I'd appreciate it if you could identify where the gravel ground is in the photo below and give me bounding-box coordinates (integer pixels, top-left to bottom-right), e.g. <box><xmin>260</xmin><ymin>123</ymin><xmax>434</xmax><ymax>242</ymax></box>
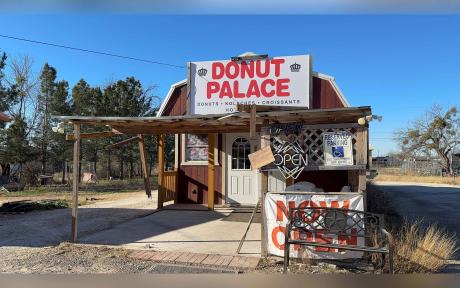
<box><xmin>256</xmin><ymin>257</ymin><xmax>373</xmax><ymax>274</ymax></box>
<box><xmin>0</xmin><ymin>243</ymin><xmax>369</xmax><ymax>274</ymax></box>
<box><xmin>0</xmin><ymin>243</ymin><xmax>240</xmax><ymax>274</ymax></box>
<box><xmin>0</xmin><ymin>191</ymin><xmax>157</xmax><ymax>247</ymax></box>
<box><xmin>0</xmin><ymin>243</ymin><xmax>154</xmax><ymax>274</ymax></box>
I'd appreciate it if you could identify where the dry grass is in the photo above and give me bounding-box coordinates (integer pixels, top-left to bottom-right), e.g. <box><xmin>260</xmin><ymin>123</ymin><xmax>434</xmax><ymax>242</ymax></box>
<box><xmin>374</xmin><ymin>168</ymin><xmax>460</xmax><ymax>186</ymax></box>
<box><xmin>393</xmin><ymin>220</ymin><xmax>458</xmax><ymax>273</ymax></box>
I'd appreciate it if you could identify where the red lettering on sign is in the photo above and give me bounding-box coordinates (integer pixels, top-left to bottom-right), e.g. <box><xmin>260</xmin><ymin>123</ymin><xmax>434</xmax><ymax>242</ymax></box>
<box><xmin>338</xmin><ymin>228</ymin><xmax>358</xmax><ymax>252</ymax></box>
<box><xmin>233</xmin><ymin>81</ymin><xmax>245</xmax><ymax>98</ymax></box>
<box><xmin>256</xmin><ymin>60</ymin><xmax>270</xmax><ymax>78</ymax></box>
<box><xmin>272</xmin><ymin>226</ymin><xmax>303</xmax><ymax>251</ymax></box>
<box><xmin>276</xmin><ymin>200</ymin><xmax>297</xmax><ymax>222</ymax></box>
<box><xmin>219</xmin><ymin>81</ymin><xmax>232</xmax><ymax>98</ymax></box>
<box><xmin>225</xmin><ymin>61</ymin><xmax>239</xmax><ymax>80</ymax></box>
<box><xmin>247</xmin><ymin>80</ymin><xmax>261</xmax><ymax>98</ymax></box>
<box><xmin>261</xmin><ymin>79</ymin><xmax>275</xmax><ymax>97</ymax></box>
<box><xmin>315</xmin><ymin>230</ymin><xmax>335</xmax><ymax>252</ymax></box>
<box><xmin>212</xmin><ymin>62</ymin><xmax>225</xmax><ymax>79</ymax></box>
<box><xmin>271</xmin><ymin>226</ymin><xmax>286</xmax><ymax>250</ymax></box>
<box><xmin>271</xmin><ymin>58</ymin><xmax>285</xmax><ymax>77</ymax></box>
<box><xmin>276</xmin><ymin>79</ymin><xmax>290</xmax><ymax>96</ymax></box>
<box><xmin>207</xmin><ymin>82</ymin><xmax>220</xmax><ymax>99</ymax></box>
<box><xmin>240</xmin><ymin>61</ymin><xmax>254</xmax><ymax>79</ymax></box>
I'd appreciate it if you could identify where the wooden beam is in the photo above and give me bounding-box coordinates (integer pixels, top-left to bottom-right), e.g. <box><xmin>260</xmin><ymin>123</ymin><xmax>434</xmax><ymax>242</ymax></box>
<box><xmin>66</xmin><ymin>130</ymin><xmax>116</xmax><ymax>141</ymax></box>
<box><xmin>105</xmin><ymin>136</ymin><xmax>140</xmax><ymax>150</ymax></box>
<box><xmin>286</xmin><ymin>177</ymin><xmax>294</xmax><ymax>187</ymax></box>
<box><xmin>249</xmin><ymin>104</ymin><xmax>257</xmax><ymax>140</ymax></box>
<box><xmin>138</xmin><ymin>134</ymin><xmax>151</xmax><ymax>198</ymax></box>
<box><xmin>260</xmin><ymin>122</ymin><xmax>270</xmax><ymax>257</ymax></box>
<box><xmin>71</xmin><ymin>124</ymin><xmax>80</xmax><ymax>242</ymax></box>
<box><xmin>236</xmin><ymin>104</ymin><xmax>307</xmax><ymax>113</ymax></box>
<box><xmin>208</xmin><ymin>133</ymin><xmax>216</xmax><ymax>210</ymax></box>
<box><xmin>356</xmin><ymin>127</ymin><xmax>368</xmax><ymax>193</ymax></box>
<box><xmin>157</xmin><ymin>134</ymin><xmax>165</xmax><ymax>209</ymax></box>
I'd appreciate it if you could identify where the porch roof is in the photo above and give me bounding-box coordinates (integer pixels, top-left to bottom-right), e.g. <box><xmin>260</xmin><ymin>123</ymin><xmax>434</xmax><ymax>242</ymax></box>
<box><xmin>53</xmin><ymin>106</ymin><xmax>371</xmax><ymax>135</ymax></box>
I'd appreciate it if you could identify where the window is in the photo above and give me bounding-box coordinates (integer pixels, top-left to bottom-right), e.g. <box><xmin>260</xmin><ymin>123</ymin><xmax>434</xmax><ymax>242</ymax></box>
<box><xmin>185</xmin><ymin>134</ymin><xmax>208</xmax><ymax>161</ymax></box>
<box><xmin>232</xmin><ymin>137</ymin><xmax>251</xmax><ymax>170</ymax></box>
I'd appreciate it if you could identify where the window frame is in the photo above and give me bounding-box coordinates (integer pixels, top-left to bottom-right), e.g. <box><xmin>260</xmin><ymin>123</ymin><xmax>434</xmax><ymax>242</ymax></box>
<box><xmin>230</xmin><ymin>137</ymin><xmax>252</xmax><ymax>171</ymax></box>
<box><xmin>181</xmin><ymin>133</ymin><xmax>218</xmax><ymax>166</ymax></box>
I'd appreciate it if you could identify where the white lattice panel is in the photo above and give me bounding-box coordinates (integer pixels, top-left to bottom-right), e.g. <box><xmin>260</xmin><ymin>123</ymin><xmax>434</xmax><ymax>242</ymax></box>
<box><xmin>270</xmin><ymin>126</ymin><xmax>358</xmax><ymax>166</ymax></box>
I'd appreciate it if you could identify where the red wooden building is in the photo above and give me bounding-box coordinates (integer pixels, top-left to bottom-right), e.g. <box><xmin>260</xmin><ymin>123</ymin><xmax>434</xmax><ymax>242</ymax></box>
<box><xmin>156</xmin><ymin>72</ymin><xmax>352</xmax><ymax>206</ymax></box>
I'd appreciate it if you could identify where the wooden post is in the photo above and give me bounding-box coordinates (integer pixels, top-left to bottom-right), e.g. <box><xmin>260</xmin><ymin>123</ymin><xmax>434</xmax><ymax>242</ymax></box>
<box><xmin>249</xmin><ymin>104</ymin><xmax>257</xmax><ymax>140</ymax></box>
<box><xmin>208</xmin><ymin>133</ymin><xmax>216</xmax><ymax>210</ymax></box>
<box><xmin>286</xmin><ymin>177</ymin><xmax>294</xmax><ymax>187</ymax></box>
<box><xmin>138</xmin><ymin>134</ymin><xmax>151</xmax><ymax>198</ymax></box>
<box><xmin>356</xmin><ymin>127</ymin><xmax>368</xmax><ymax>193</ymax></box>
<box><xmin>71</xmin><ymin>124</ymin><xmax>80</xmax><ymax>242</ymax></box>
<box><xmin>260</xmin><ymin>122</ymin><xmax>270</xmax><ymax>257</ymax></box>
<box><xmin>158</xmin><ymin>134</ymin><xmax>165</xmax><ymax>209</ymax></box>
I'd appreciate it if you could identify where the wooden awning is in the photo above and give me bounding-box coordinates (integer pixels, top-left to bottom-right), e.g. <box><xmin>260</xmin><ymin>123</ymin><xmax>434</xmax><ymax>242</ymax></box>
<box><xmin>52</xmin><ymin>106</ymin><xmax>371</xmax><ymax>135</ymax></box>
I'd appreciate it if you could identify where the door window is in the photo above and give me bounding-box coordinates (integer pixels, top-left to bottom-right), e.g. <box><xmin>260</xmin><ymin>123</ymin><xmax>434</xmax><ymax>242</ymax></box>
<box><xmin>231</xmin><ymin>137</ymin><xmax>251</xmax><ymax>170</ymax></box>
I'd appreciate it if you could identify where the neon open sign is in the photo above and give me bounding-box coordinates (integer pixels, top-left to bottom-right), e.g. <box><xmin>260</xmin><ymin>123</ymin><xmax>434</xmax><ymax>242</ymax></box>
<box><xmin>273</xmin><ymin>141</ymin><xmax>308</xmax><ymax>180</ymax></box>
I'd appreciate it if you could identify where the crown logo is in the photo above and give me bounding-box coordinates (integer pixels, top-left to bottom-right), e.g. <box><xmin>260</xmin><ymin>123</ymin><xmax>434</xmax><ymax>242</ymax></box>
<box><xmin>197</xmin><ymin>67</ymin><xmax>208</xmax><ymax>76</ymax></box>
<box><xmin>290</xmin><ymin>62</ymin><xmax>301</xmax><ymax>72</ymax></box>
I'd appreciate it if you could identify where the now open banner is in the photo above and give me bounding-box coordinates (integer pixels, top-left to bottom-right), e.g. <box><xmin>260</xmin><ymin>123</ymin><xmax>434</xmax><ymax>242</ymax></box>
<box><xmin>264</xmin><ymin>192</ymin><xmax>364</xmax><ymax>259</ymax></box>
<box><xmin>189</xmin><ymin>55</ymin><xmax>311</xmax><ymax>115</ymax></box>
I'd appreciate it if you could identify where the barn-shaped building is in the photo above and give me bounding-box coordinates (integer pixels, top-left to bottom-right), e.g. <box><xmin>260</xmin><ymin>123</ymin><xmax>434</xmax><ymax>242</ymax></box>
<box><xmin>157</xmin><ymin>72</ymin><xmax>353</xmax><ymax>206</ymax></box>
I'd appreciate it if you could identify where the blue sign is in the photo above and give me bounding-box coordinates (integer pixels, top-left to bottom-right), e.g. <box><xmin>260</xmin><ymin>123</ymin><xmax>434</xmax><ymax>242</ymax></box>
<box><xmin>332</xmin><ymin>146</ymin><xmax>344</xmax><ymax>158</ymax></box>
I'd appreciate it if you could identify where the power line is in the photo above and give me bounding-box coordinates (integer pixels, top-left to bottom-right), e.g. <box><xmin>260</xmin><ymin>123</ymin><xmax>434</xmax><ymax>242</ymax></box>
<box><xmin>0</xmin><ymin>34</ymin><xmax>185</xmax><ymax>69</ymax></box>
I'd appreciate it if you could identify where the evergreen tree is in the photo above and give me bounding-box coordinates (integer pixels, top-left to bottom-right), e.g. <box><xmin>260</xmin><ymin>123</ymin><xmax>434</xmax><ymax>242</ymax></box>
<box><xmin>37</xmin><ymin>63</ymin><xmax>57</xmax><ymax>179</ymax></box>
<box><xmin>49</xmin><ymin>80</ymin><xmax>72</xmax><ymax>183</ymax></box>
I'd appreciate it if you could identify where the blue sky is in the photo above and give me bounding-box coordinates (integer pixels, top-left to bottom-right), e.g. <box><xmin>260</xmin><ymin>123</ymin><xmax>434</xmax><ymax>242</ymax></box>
<box><xmin>0</xmin><ymin>15</ymin><xmax>459</xmax><ymax>155</ymax></box>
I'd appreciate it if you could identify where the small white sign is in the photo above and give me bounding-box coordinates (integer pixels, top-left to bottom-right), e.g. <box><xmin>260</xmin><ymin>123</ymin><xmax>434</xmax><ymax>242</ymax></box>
<box><xmin>189</xmin><ymin>55</ymin><xmax>311</xmax><ymax>115</ymax></box>
<box><xmin>323</xmin><ymin>132</ymin><xmax>353</xmax><ymax>166</ymax></box>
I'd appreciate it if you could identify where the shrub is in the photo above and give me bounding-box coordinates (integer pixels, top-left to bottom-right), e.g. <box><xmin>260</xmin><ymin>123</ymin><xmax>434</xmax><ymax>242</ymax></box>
<box><xmin>393</xmin><ymin>220</ymin><xmax>457</xmax><ymax>273</ymax></box>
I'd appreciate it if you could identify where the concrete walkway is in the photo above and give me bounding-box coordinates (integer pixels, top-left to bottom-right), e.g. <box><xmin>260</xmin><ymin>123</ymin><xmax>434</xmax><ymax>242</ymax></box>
<box><xmin>81</xmin><ymin>209</ymin><xmax>262</xmax><ymax>256</ymax></box>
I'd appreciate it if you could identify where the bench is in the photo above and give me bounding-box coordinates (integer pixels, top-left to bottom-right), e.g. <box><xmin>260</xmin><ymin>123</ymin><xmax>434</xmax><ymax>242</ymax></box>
<box><xmin>283</xmin><ymin>207</ymin><xmax>394</xmax><ymax>273</ymax></box>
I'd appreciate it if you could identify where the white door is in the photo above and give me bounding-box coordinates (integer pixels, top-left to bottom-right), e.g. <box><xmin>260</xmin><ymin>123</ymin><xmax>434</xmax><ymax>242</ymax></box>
<box><xmin>226</xmin><ymin>134</ymin><xmax>259</xmax><ymax>205</ymax></box>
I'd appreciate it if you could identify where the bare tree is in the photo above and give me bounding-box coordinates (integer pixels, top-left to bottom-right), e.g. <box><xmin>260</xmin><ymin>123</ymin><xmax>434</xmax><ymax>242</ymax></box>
<box><xmin>6</xmin><ymin>55</ymin><xmax>41</xmax><ymax>136</ymax></box>
<box><xmin>396</xmin><ymin>104</ymin><xmax>460</xmax><ymax>176</ymax></box>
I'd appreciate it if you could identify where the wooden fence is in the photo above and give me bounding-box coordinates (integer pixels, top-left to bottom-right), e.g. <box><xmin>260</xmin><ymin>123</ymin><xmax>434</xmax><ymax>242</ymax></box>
<box><xmin>160</xmin><ymin>170</ymin><xmax>178</xmax><ymax>203</ymax></box>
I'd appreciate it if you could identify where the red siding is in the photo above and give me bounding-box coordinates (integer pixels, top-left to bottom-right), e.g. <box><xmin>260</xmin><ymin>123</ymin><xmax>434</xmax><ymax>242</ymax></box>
<box><xmin>177</xmin><ymin>135</ymin><xmax>223</xmax><ymax>205</ymax></box>
<box><xmin>178</xmin><ymin>166</ymin><xmax>223</xmax><ymax>204</ymax></box>
<box><xmin>162</xmin><ymin>75</ymin><xmax>347</xmax><ymax>204</ymax></box>
<box><xmin>312</xmin><ymin>77</ymin><xmax>345</xmax><ymax>109</ymax></box>
<box><xmin>162</xmin><ymin>84</ymin><xmax>187</xmax><ymax>116</ymax></box>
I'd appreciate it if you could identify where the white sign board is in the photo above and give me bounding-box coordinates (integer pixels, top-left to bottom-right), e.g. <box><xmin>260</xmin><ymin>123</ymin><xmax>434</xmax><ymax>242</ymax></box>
<box><xmin>264</xmin><ymin>192</ymin><xmax>364</xmax><ymax>259</ymax></box>
<box><xmin>189</xmin><ymin>55</ymin><xmax>311</xmax><ymax>115</ymax></box>
<box><xmin>323</xmin><ymin>131</ymin><xmax>354</xmax><ymax>166</ymax></box>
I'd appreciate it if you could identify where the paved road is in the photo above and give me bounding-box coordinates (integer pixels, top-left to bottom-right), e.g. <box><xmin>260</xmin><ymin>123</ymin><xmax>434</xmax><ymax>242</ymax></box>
<box><xmin>372</xmin><ymin>181</ymin><xmax>460</xmax><ymax>261</ymax></box>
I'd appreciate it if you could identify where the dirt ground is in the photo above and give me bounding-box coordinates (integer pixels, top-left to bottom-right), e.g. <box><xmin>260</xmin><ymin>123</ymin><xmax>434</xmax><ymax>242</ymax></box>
<box><xmin>0</xmin><ymin>190</ymin><xmax>157</xmax><ymax>247</ymax></box>
<box><xmin>0</xmin><ymin>243</ymin><xmax>360</xmax><ymax>274</ymax></box>
<box><xmin>0</xmin><ymin>243</ymin><xmax>154</xmax><ymax>273</ymax></box>
<box><xmin>374</xmin><ymin>168</ymin><xmax>460</xmax><ymax>186</ymax></box>
<box><xmin>0</xmin><ymin>190</ymin><xmax>152</xmax><ymax>207</ymax></box>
